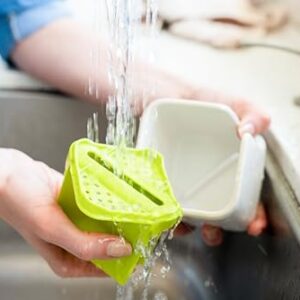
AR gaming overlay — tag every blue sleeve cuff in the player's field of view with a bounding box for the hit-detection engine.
[0,1,72,60]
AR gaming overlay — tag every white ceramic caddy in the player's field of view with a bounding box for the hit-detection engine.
[136,99,266,231]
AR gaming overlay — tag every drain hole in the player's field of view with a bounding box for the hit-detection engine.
[88,151,163,206]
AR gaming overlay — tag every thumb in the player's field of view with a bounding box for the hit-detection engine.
[34,205,132,260]
[233,102,271,138]
[238,112,270,138]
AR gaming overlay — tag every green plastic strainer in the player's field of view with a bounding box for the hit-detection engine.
[58,138,182,285]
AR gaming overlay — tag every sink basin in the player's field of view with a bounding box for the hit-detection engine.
[1,90,300,300]
[0,225,210,300]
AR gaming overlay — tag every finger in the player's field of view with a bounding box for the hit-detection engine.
[200,224,223,246]
[247,203,267,236]
[33,205,132,260]
[23,231,106,278]
[192,92,270,137]
[236,104,271,138]
[238,113,271,138]
[175,222,195,236]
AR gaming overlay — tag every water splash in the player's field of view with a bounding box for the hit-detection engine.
[142,0,159,108]
[115,230,173,300]
[153,291,168,300]
[105,0,138,149]
[87,0,103,101]
[87,112,99,143]
[86,1,175,299]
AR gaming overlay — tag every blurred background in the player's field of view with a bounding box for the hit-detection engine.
[2,1,300,300]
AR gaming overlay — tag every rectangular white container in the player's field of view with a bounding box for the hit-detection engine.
[136,99,266,231]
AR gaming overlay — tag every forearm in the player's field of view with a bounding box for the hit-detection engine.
[11,19,111,104]
[11,18,239,111]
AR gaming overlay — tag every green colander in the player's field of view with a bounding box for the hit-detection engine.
[58,138,182,285]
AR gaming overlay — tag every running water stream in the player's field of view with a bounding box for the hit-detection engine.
[87,1,173,299]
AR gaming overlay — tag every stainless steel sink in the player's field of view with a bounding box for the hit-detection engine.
[0,224,211,300]
[1,90,300,300]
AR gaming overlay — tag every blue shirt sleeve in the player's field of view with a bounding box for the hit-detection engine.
[0,0,60,14]
[0,0,71,60]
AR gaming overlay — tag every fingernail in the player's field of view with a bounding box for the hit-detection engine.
[106,240,132,257]
[238,123,255,137]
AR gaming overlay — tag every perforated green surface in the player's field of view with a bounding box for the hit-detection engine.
[58,139,182,285]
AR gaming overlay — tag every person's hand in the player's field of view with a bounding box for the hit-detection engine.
[136,69,271,245]
[0,149,132,277]
[182,85,271,138]
[197,96,270,245]
[158,79,271,245]
[179,88,270,245]
[200,203,267,246]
